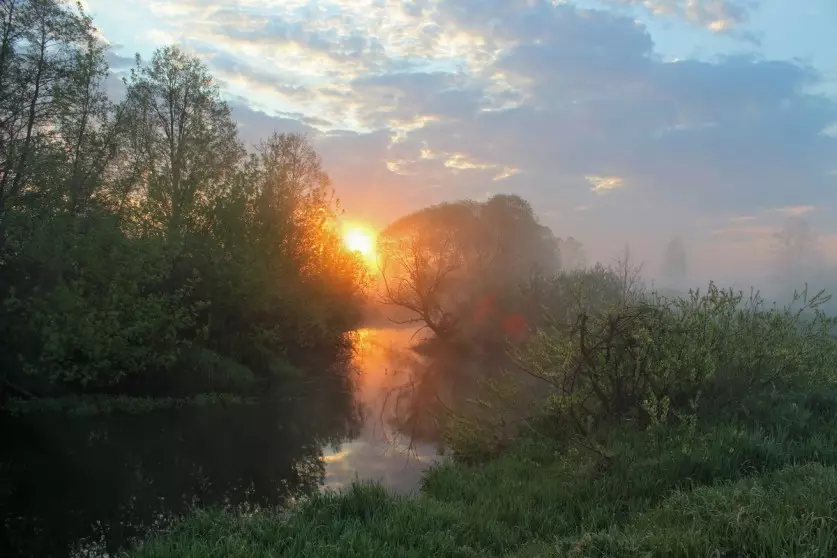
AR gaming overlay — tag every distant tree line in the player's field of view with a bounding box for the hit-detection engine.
[0,0,368,407]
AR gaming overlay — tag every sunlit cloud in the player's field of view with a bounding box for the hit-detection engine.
[768,205,817,217]
[585,175,625,194]
[493,167,520,181]
[444,153,495,172]
[390,116,440,144]
[604,0,752,31]
[821,122,837,137]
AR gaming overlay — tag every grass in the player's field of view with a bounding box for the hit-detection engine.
[126,385,837,557]
[5,393,254,416]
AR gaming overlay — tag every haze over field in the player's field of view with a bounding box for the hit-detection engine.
[84,0,837,291]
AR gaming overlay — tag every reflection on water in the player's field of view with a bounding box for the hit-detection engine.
[0,328,441,557]
[322,328,442,493]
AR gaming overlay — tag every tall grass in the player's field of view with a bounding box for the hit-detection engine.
[127,282,837,557]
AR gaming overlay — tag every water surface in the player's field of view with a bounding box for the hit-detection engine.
[1,328,440,557]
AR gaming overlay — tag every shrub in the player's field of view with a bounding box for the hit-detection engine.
[485,282,837,456]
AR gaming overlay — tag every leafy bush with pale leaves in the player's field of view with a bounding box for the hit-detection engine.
[511,282,837,450]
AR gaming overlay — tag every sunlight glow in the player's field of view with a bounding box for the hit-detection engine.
[342,224,377,261]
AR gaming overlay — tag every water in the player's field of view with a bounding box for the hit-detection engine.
[1,328,442,557]
[322,328,441,492]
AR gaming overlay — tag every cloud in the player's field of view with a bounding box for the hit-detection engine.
[768,205,817,217]
[96,0,837,279]
[711,225,779,237]
[229,101,320,149]
[586,175,625,194]
[604,0,756,31]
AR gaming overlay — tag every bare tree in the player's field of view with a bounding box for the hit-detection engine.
[614,243,644,300]
[378,231,463,340]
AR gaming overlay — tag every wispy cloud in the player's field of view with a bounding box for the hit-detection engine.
[586,175,625,194]
[711,225,780,237]
[604,0,753,31]
[768,205,817,217]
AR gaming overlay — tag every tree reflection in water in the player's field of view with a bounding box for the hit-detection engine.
[1,328,447,558]
[1,358,360,557]
[322,328,443,493]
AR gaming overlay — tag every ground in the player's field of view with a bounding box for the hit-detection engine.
[127,386,837,557]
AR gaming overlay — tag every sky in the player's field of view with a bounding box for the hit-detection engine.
[84,0,837,289]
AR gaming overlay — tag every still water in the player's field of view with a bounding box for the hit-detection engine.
[1,328,441,557]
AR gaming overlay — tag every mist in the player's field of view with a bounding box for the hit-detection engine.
[4,0,837,556]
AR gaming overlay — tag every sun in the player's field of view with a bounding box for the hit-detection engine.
[342,224,376,259]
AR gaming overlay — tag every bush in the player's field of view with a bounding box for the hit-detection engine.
[506,282,837,452]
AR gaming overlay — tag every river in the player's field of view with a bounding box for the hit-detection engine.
[1,328,441,558]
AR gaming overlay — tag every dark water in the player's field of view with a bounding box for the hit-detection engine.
[1,328,441,557]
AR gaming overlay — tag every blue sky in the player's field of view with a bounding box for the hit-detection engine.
[84,0,837,287]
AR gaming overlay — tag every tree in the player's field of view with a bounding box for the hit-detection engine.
[119,46,243,237]
[0,0,104,241]
[771,217,823,291]
[661,236,687,288]
[377,194,560,342]
[0,33,368,405]
[557,236,586,270]
[774,217,818,267]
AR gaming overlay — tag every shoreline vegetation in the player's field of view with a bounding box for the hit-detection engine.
[0,0,369,413]
[125,282,837,557]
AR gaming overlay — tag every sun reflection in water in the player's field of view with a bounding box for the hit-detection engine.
[321,327,442,493]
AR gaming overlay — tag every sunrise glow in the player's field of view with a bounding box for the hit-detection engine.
[342,224,376,261]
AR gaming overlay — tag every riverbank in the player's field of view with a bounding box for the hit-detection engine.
[127,382,837,557]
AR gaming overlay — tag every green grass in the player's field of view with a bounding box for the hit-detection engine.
[5,393,253,416]
[126,387,837,557]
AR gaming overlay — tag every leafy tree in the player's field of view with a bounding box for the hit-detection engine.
[557,236,586,270]
[0,25,367,405]
[119,45,243,238]
[773,217,819,272]
[377,194,560,342]
[0,0,105,239]
[660,236,687,288]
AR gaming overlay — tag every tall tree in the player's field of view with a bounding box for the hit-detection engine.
[377,194,560,341]
[557,236,586,270]
[0,0,102,238]
[774,217,818,267]
[661,236,687,287]
[771,217,822,290]
[119,46,242,237]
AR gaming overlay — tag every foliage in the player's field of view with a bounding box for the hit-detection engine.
[120,202,837,557]
[376,194,561,343]
[505,282,837,457]
[0,0,368,407]
[4,393,252,416]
